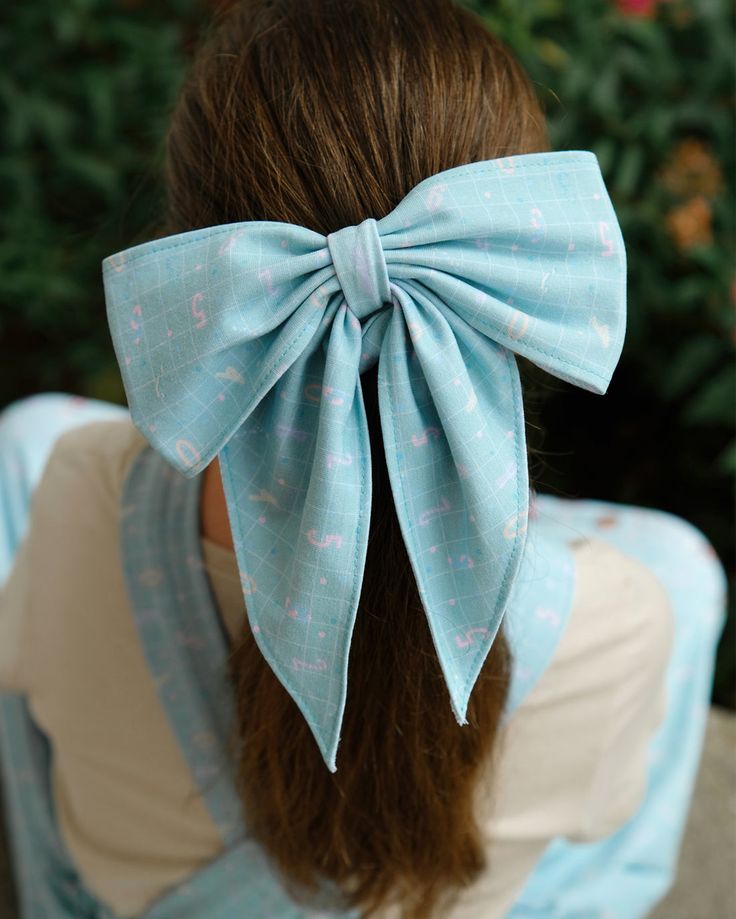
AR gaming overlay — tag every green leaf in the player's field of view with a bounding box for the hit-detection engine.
[717,439,736,474]
[683,365,736,425]
[659,337,723,400]
[613,144,644,199]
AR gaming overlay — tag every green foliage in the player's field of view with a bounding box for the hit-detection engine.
[1,0,733,702]
[0,0,205,401]
[470,0,734,429]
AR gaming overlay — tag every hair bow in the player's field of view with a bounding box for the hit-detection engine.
[103,150,626,772]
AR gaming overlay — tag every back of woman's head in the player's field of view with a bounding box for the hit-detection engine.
[163,1,549,916]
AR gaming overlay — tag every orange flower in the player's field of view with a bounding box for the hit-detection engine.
[665,195,713,251]
[659,138,724,199]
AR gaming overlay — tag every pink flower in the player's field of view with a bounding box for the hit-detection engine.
[616,0,659,17]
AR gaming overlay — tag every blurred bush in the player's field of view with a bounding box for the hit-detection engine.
[0,0,733,703]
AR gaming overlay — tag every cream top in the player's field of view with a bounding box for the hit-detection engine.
[0,418,674,917]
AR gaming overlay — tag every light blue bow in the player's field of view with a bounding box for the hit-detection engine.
[103,150,626,772]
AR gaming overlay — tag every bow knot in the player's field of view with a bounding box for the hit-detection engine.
[103,151,626,773]
[327,217,392,321]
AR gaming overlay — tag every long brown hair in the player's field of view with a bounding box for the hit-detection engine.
[163,1,549,915]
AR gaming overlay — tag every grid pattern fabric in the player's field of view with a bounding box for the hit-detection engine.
[102,151,626,771]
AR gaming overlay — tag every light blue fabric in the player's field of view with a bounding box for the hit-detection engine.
[0,394,355,918]
[102,150,627,771]
[0,393,572,917]
[0,394,128,919]
[507,497,727,919]
[0,393,727,918]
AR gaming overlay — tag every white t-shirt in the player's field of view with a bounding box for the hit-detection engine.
[0,418,674,917]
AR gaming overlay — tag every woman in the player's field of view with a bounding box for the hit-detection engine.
[0,1,726,917]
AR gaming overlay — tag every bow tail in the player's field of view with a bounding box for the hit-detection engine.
[218,301,371,772]
[377,284,529,725]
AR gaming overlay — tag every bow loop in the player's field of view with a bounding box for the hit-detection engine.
[103,150,627,772]
[377,151,626,394]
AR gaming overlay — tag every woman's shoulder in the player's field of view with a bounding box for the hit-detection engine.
[0,399,145,690]
[534,493,727,607]
[44,413,147,496]
[562,534,674,671]
[521,525,675,741]
[0,395,144,521]
[480,530,676,847]
[555,534,676,839]
[506,530,675,738]
[10,415,146,580]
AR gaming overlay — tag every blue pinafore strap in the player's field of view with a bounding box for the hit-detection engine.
[505,496,727,919]
[0,394,130,918]
[118,443,244,846]
[116,437,366,918]
[0,394,362,918]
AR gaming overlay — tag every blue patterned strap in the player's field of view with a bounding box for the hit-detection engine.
[119,444,244,849]
[506,497,727,918]
[0,394,133,918]
[138,834,360,919]
[503,497,576,718]
[120,447,366,915]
